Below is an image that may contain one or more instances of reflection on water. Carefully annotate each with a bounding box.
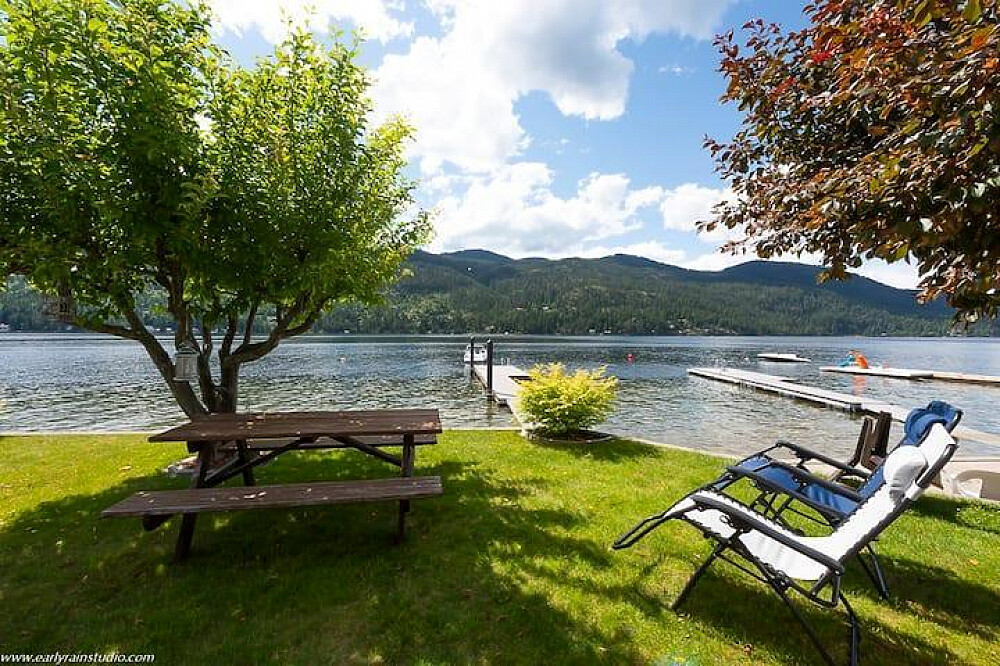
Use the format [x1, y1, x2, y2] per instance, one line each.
[2, 334, 999, 458]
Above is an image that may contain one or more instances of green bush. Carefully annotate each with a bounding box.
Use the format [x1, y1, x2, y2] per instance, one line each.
[518, 363, 617, 437]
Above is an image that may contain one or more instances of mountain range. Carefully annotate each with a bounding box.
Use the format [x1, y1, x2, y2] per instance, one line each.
[1, 250, 973, 336]
[315, 250, 964, 336]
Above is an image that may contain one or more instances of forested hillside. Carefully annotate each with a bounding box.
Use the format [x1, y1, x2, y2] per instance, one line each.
[315, 251, 957, 336]
[2, 251, 972, 336]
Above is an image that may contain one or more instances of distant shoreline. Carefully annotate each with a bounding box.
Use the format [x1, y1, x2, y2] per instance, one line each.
[0, 331, 992, 340]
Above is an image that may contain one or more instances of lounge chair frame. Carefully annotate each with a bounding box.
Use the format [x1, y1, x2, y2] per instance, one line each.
[716, 405, 962, 599]
[614, 425, 959, 666]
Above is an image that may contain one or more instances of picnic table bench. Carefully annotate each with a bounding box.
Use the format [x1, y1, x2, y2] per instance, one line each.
[102, 409, 444, 560]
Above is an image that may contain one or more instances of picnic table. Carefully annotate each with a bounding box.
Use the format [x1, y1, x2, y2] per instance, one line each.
[102, 409, 444, 560]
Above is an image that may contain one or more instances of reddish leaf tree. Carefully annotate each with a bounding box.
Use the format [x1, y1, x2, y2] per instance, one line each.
[706, 0, 1000, 321]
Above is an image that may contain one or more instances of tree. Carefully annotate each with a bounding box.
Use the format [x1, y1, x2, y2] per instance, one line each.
[705, 0, 1000, 320]
[0, 0, 430, 417]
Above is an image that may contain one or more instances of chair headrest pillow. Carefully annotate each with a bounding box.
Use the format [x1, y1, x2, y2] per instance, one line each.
[883, 446, 928, 501]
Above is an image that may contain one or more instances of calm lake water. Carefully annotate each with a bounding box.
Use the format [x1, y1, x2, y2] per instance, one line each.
[2, 334, 999, 458]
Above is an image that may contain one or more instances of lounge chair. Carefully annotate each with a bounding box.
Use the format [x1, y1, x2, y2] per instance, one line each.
[730, 401, 960, 502]
[613, 423, 959, 666]
[713, 401, 962, 598]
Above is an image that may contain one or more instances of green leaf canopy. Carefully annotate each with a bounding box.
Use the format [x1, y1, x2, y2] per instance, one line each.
[0, 0, 430, 415]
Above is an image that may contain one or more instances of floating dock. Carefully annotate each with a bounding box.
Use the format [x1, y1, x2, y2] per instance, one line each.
[820, 366, 932, 379]
[689, 367, 1000, 447]
[689, 368, 864, 411]
[821, 366, 1000, 385]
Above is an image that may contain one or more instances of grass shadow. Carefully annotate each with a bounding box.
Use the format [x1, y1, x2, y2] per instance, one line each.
[844, 554, 1000, 638]
[663, 557, 967, 665]
[910, 494, 1000, 535]
[0, 449, 641, 664]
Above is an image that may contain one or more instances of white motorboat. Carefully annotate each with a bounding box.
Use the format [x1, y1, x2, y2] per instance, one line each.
[463, 344, 488, 364]
[757, 352, 812, 363]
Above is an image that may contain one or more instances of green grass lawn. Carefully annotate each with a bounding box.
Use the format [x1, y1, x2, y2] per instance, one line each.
[1, 431, 999, 665]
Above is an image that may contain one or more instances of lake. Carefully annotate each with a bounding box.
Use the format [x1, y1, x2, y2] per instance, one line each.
[2, 334, 999, 458]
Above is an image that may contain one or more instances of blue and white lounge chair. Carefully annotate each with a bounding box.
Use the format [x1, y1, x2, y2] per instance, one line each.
[726, 402, 961, 510]
[614, 423, 959, 666]
[712, 401, 962, 598]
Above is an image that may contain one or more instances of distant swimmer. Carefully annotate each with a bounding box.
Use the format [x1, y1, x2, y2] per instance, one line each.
[626, 353, 636, 364]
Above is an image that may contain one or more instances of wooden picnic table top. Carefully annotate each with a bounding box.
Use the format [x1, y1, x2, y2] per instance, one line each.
[149, 408, 443, 443]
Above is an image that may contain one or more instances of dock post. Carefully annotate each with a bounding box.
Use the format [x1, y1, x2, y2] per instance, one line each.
[486, 339, 494, 396]
[468, 336, 476, 375]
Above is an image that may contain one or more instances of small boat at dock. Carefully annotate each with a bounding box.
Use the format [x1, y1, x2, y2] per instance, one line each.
[463, 344, 488, 364]
[758, 353, 812, 363]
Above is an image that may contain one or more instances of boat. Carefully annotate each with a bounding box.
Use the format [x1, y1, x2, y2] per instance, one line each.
[757, 353, 811, 363]
[463, 344, 488, 364]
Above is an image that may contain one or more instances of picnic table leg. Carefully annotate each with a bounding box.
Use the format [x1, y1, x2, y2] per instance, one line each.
[396, 434, 416, 543]
[175, 442, 213, 561]
[235, 440, 256, 486]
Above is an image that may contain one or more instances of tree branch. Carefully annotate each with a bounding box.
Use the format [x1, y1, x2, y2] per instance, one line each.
[197, 317, 217, 411]
[113, 292, 208, 418]
[220, 312, 238, 359]
[75, 318, 140, 340]
[224, 293, 320, 367]
[242, 301, 259, 346]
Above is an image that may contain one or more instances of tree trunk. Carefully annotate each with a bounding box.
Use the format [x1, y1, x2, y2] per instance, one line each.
[131, 330, 210, 420]
[218, 364, 240, 413]
[170, 378, 211, 419]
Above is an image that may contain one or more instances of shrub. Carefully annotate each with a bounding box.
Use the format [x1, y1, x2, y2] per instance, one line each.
[518, 363, 617, 437]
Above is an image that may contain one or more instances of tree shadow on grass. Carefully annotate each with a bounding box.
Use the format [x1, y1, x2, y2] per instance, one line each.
[844, 554, 1000, 639]
[0, 451, 642, 665]
[909, 493, 1000, 534]
[657, 562, 967, 665]
[908, 493, 974, 522]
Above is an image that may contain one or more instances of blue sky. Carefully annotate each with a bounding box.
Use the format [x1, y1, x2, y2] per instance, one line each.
[211, 1, 917, 289]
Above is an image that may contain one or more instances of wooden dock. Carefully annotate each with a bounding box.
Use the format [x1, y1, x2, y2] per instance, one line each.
[689, 367, 1000, 447]
[470, 362, 534, 425]
[471, 362, 531, 405]
[821, 366, 1000, 385]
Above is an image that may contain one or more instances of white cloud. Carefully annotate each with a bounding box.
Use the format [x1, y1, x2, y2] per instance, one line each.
[576, 241, 686, 265]
[373, 34, 527, 174]
[855, 259, 921, 290]
[429, 163, 665, 256]
[659, 183, 738, 243]
[680, 250, 747, 272]
[659, 64, 694, 76]
[372, 0, 733, 173]
[209, 0, 413, 44]
[679, 250, 922, 290]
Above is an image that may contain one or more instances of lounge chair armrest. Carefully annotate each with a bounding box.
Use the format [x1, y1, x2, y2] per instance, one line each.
[767, 461, 866, 502]
[773, 441, 867, 476]
[830, 468, 872, 482]
[726, 461, 865, 505]
[722, 466, 852, 522]
[689, 493, 845, 574]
